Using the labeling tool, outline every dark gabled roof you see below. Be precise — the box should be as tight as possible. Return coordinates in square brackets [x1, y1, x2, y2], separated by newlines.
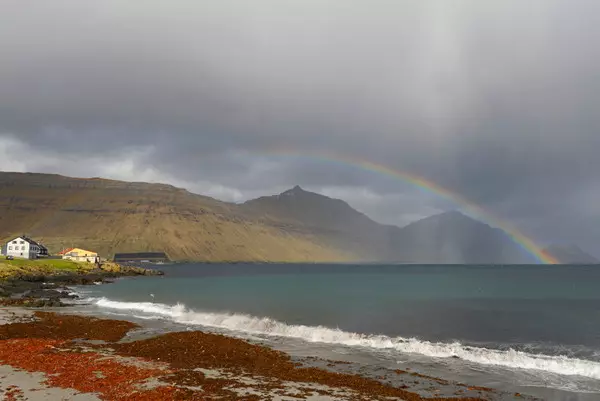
[8, 236, 40, 246]
[6, 236, 48, 250]
[26, 237, 40, 246]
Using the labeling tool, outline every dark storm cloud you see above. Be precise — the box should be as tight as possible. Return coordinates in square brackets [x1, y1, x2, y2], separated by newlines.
[1, 0, 599, 253]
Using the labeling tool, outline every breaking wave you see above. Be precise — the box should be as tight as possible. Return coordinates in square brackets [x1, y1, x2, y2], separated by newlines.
[93, 298, 600, 380]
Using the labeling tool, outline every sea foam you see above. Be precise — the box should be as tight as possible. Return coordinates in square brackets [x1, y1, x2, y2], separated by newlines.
[94, 298, 600, 380]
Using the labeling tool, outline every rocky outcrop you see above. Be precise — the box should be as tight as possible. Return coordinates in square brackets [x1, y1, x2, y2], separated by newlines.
[0, 260, 164, 308]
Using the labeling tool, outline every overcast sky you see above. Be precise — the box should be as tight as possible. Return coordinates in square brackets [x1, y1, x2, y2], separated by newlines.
[1, 1, 599, 254]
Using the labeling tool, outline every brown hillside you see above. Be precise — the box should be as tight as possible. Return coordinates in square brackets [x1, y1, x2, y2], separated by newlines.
[0, 172, 357, 262]
[0, 172, 558, 264]
[241, 185, 392, 257]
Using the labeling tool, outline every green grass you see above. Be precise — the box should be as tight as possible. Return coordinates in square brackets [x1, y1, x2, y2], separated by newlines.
[0, 257, 88, 271]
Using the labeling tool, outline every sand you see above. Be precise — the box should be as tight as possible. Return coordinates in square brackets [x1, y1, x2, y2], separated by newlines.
[0, 308, 32, 325]
[0, 365, 101, 401]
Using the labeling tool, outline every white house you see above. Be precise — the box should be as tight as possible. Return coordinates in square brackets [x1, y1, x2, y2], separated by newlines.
[3, 236, 41, 259]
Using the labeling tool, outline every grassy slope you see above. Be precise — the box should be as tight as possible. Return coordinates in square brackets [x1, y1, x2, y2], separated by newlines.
[0, 258, 95, 280]
[0, 173, 357, 262]
[1, 258, 82, 270]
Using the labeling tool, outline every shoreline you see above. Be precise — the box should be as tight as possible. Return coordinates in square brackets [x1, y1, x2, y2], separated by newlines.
[0, 261, 574, 400]
[0, 308, 533, 401]
[0, 259, 162, 308]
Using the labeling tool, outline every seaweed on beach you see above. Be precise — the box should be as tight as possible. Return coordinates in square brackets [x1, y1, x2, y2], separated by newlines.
[0, 311, 502, 400]
[0, 311, 138, 342]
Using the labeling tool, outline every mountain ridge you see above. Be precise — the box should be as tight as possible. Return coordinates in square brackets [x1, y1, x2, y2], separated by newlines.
[0, 172, 357, 262]
[0, 171, 587, 264]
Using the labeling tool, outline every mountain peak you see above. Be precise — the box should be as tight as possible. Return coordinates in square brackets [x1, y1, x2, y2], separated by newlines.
[281, 185, 306, 196]
[408, 210, 476, 227]
[438, 210, 467, 219]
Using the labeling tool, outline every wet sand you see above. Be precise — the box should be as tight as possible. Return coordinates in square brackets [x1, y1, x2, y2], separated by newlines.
[0, 308, 535, 400]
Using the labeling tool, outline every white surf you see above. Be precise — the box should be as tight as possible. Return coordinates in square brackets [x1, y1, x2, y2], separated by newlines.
[93, 298, 600, 381]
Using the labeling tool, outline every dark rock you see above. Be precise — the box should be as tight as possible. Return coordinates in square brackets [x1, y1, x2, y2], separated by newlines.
[23, 288, 78, 300]
[24, 289, 63, 299]
[1, 266, 163, 308]
[0, 297, 66, 307]
[119, 266, 164, 276]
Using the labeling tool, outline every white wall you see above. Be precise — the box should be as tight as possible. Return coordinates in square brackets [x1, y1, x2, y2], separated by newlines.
[5, 237, 38, 259]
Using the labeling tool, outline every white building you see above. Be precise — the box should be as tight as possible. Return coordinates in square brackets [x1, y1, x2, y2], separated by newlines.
[3, 236, 41, 259]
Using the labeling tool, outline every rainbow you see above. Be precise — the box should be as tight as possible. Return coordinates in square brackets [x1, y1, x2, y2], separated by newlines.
[261, 149, 558, 264]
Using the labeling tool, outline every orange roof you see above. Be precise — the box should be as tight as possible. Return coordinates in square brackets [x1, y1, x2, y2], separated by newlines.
[58, 247, 74, 255]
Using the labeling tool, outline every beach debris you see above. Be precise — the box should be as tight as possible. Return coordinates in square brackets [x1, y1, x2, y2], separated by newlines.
[0, 311, 523, 400]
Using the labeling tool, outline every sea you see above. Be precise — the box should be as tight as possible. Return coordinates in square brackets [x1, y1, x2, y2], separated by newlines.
[71, 263, 600, 401]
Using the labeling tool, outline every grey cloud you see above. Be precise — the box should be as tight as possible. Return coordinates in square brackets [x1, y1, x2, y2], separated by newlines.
[1, 0, 599, 254]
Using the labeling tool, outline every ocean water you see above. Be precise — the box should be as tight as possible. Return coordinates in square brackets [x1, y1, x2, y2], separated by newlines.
[75, 264, 600, 400]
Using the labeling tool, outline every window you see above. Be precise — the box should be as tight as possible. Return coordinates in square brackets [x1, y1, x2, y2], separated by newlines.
[8, 246, 12, 250]
[21, 246, 25, 250]
[19, 241, 24, 244]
